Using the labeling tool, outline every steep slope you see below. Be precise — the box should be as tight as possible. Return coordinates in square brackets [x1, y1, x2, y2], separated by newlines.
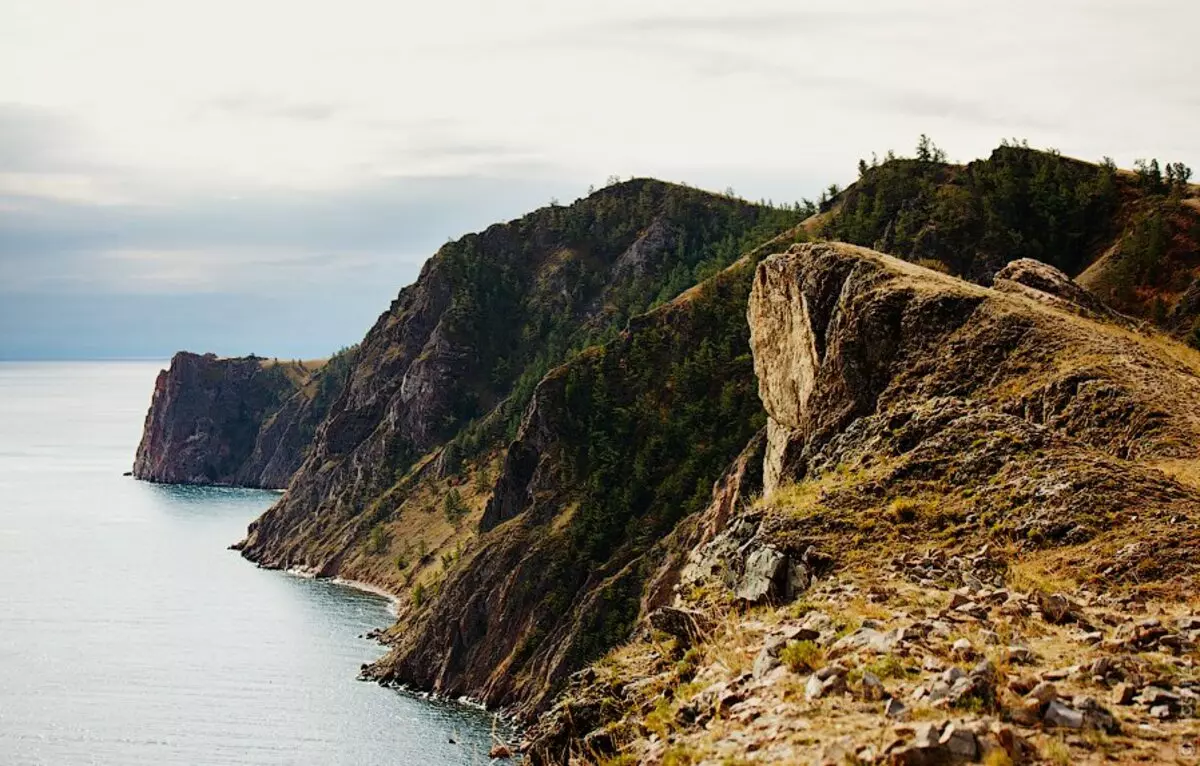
[821, 143, 1200, 337]
[133, 349, 354, 489]
[366, 255, 768, 712]
[238, 180, 802, 570]
[525, 243, 1200, 764]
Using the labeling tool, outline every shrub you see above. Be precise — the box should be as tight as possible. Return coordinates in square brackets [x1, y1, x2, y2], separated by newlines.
[412, 582, 426, 607]
[366, 525, 390, 555]
[443, 488, 469, 523]
[779, 640, 825, 673]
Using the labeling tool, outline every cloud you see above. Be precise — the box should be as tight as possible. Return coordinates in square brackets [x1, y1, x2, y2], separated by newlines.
[204, 94, 340, 122]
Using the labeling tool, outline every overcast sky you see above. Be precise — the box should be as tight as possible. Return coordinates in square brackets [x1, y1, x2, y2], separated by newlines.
[2, 0, 1197, 359]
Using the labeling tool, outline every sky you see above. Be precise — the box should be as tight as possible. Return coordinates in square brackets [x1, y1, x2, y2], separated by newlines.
[1, 0, 1197, 359]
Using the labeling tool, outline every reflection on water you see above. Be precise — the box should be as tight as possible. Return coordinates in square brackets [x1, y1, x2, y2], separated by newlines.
[0, 362, 512, 765]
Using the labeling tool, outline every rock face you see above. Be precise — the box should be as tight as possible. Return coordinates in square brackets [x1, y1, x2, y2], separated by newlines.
[743, 242, 1200, 582]
[133, 350, 353, 489]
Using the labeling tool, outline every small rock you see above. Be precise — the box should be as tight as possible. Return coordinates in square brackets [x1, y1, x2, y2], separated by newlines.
[885, 698, 909, 720]
[939, 723, 978, 759]
[805, 673, 824, 700]
[951, 638, 974, 659]
[861, 671, 885, 701]
[1026, 681, 1058, 705]
[1044, 699, 1085, 729]
[488, 743, 513, 759]
[1112, 683, 1136, 706]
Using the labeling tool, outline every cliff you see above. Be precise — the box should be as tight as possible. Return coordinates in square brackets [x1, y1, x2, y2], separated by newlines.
[524, 242, 1200, 764]
[133, 349, 353, 489]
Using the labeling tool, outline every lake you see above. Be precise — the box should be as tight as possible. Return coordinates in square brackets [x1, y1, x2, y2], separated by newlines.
[0, 361, 508, 765]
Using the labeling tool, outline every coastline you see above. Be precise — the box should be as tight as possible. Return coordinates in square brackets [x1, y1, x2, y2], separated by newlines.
[283, 565, 401, 617]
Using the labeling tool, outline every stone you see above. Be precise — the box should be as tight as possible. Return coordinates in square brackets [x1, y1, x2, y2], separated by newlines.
[885, 698, 909, 720]
[951, 638, 974, 658]
[938, 723, 978, 759]
[1044, 699, 1085, 728]
[862, 671, 886, 701]
[1111, 683, 1136, 706]
[1026, 681, 1059, 705]
[805, 673, 825, 700]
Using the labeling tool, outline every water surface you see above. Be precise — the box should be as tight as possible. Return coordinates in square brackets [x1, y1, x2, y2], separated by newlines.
[0, 361, 506, 765]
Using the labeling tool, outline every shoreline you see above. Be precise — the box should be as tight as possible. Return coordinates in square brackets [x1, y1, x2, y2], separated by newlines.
[283, 565, 401, 616]
[282, 564, 523, 747]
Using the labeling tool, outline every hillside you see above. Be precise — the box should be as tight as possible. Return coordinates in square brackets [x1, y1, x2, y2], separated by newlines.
[819, 141, 1200, 339]
[524, 243, 1200, 764]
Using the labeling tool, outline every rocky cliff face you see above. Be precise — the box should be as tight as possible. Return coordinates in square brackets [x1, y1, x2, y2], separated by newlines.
[133, 350, 352, 489]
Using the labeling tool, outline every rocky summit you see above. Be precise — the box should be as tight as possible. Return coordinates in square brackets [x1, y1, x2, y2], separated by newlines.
[131, 148, 1200, 764]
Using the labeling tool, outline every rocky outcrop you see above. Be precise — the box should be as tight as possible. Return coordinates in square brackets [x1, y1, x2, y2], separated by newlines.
[134, 353, 297, 487]
[749, 243, 1200, 492]
[993, 257, 1134, 327]
[133, 350, 352, 489]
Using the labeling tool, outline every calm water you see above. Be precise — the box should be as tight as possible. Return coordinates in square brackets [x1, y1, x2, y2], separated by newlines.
[0, 362, 508, 765]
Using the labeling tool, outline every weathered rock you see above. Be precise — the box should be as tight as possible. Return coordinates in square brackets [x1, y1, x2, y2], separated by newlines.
[1026, 681, 1059, 706]
[885, 698, 909, 720]
[938, 723, 977, 759]
[1044, 699, 1085, 728]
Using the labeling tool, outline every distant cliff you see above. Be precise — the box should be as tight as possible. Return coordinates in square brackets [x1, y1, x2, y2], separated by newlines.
[133, 349, 354, 489]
